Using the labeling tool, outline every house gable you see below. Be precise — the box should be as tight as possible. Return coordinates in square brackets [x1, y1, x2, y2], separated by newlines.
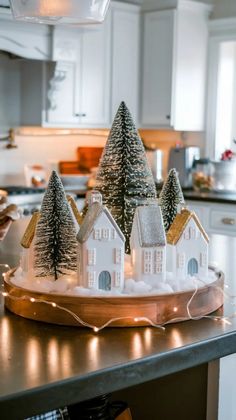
[167, 209, 209, 245]
[77, 202, 124, 244]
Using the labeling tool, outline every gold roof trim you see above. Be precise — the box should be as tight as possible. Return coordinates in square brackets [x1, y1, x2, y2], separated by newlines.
[66, 195, 83, 226]
[20, 211, 40, 249]
[167, 208, 209, 245]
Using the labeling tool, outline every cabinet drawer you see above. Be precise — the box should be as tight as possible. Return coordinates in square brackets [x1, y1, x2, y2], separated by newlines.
[210, 210, 236, 233]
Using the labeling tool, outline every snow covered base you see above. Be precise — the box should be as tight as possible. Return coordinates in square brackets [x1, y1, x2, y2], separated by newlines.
[11, 256, 218, 297]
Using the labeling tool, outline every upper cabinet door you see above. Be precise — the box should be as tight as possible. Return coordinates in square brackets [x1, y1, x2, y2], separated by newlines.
[141, 10, 174, 128]
[172, 6, 209, 131]
[79, 15, 111, 127]
[141, 3, 211, 131]
[111, 5, 140, 124]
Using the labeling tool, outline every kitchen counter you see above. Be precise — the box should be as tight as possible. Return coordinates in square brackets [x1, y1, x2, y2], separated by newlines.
[183, 189, 236, 204]
[0, 221, 236, 419]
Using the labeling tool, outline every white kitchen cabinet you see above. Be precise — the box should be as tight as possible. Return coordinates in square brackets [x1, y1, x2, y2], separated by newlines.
[43, 2, 140, 128]
[111, 2, 140, 123]
[44, 14, 111, 128]
[141, 1, 211, 130]
[186, 200, 236, 236]
[187, 198, 236, 420]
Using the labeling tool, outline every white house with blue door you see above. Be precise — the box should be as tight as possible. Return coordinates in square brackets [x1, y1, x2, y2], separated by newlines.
[77, 192, 125, 292]
[166, 208, 209, 280]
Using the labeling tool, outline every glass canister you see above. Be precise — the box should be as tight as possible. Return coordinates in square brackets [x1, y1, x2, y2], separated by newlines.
[192, 158, 214, 192]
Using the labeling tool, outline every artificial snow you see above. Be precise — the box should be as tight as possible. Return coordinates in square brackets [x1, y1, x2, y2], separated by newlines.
[11, 258, 218, 297]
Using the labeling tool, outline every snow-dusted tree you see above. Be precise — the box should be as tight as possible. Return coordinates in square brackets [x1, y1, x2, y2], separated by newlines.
[95, 101, 157, 253]
[159, 168, 185, 232]
[34, 171, 77, 280]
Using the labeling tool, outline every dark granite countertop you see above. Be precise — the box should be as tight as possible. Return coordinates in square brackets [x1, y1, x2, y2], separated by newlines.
[0, 221, 236, 418]
[183, 189, 236, 204]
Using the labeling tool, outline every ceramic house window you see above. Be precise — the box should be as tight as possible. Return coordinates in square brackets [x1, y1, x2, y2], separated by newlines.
[200, 253, 207, 267]
[94, 228, 101, 240]
[155, 263, 163, 274]
[111, 229, 117, 239]
[143, 250, 153, 274]
[154, 250, 163, 261]
[87, 271, 96, 288]
[143, 262, 152, 274]
[190, 227, 195, 239]
[102, 228, 110, 240]
[184, 229, 190, 240]
[153, 250, 163, 274]
[114, 271, 121, 287]
[88, 249, 96, 266]
[177, 253, 185, 269]
[115, 248, 122, 264]
[143, 250, 152, 262]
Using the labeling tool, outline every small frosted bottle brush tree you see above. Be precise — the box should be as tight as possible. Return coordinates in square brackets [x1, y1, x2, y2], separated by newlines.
[159, 168, 185, 232]
[95, 101, 157, 253]
[34, 170, 77, 280]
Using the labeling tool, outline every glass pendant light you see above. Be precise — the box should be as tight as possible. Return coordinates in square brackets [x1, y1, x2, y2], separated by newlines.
[9, 0, 110, 24]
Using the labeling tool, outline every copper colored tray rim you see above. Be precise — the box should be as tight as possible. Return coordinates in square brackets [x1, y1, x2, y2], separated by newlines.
[4, 268, 224, 328]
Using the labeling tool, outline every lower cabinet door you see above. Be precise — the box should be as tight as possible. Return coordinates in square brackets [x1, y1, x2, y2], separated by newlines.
[218, 355, 236, 420]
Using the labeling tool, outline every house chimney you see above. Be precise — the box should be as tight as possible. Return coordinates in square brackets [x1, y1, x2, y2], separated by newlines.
[86, 190, 103, 207]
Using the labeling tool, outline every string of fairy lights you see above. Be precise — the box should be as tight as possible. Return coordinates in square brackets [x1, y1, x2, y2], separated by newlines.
[0, 264, 235, 332]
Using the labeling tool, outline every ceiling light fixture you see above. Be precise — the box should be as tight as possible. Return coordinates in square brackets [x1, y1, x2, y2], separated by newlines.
[9, 0, 110, 25]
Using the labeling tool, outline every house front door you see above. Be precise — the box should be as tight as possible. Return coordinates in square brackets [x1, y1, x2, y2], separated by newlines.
[187, 258, 198, 276]
[99, 271, 111, 291]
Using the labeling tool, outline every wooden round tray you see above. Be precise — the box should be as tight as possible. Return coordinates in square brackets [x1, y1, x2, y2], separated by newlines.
[4, 268, 224, 328]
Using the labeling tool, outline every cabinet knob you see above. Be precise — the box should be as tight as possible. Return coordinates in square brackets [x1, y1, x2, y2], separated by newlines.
[166, 114, 171, 120]
[221, 217, 235, 225]
[75, 113, 86, 117]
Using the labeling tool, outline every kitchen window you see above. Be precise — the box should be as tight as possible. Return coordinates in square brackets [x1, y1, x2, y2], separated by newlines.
[207, 22, 236, 160]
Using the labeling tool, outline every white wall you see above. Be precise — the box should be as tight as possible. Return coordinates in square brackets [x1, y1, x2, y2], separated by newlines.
[211, 0, 236, 19]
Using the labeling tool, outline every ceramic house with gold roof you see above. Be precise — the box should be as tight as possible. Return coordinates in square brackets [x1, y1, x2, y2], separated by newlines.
[167, 208, 209, 280]
[130, 203, 166, 286]
[77, 191, 125, 292]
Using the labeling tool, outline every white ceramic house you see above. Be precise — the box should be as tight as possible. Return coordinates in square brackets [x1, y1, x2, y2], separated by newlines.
[167, 208, 209, 280]
[77, 192, 125, 292]
[130, 204, 166, 286]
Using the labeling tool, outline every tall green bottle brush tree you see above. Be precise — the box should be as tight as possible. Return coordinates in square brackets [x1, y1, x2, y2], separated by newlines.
[159, 168, 185, 232]
[95, 101, 157, 253]
[34, 170, 77, 280]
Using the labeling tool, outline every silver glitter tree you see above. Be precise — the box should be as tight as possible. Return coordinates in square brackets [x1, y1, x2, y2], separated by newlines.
[159, 168, 185, 232]
[95, 101, 157, 253]
[34, 171, 77, 280]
